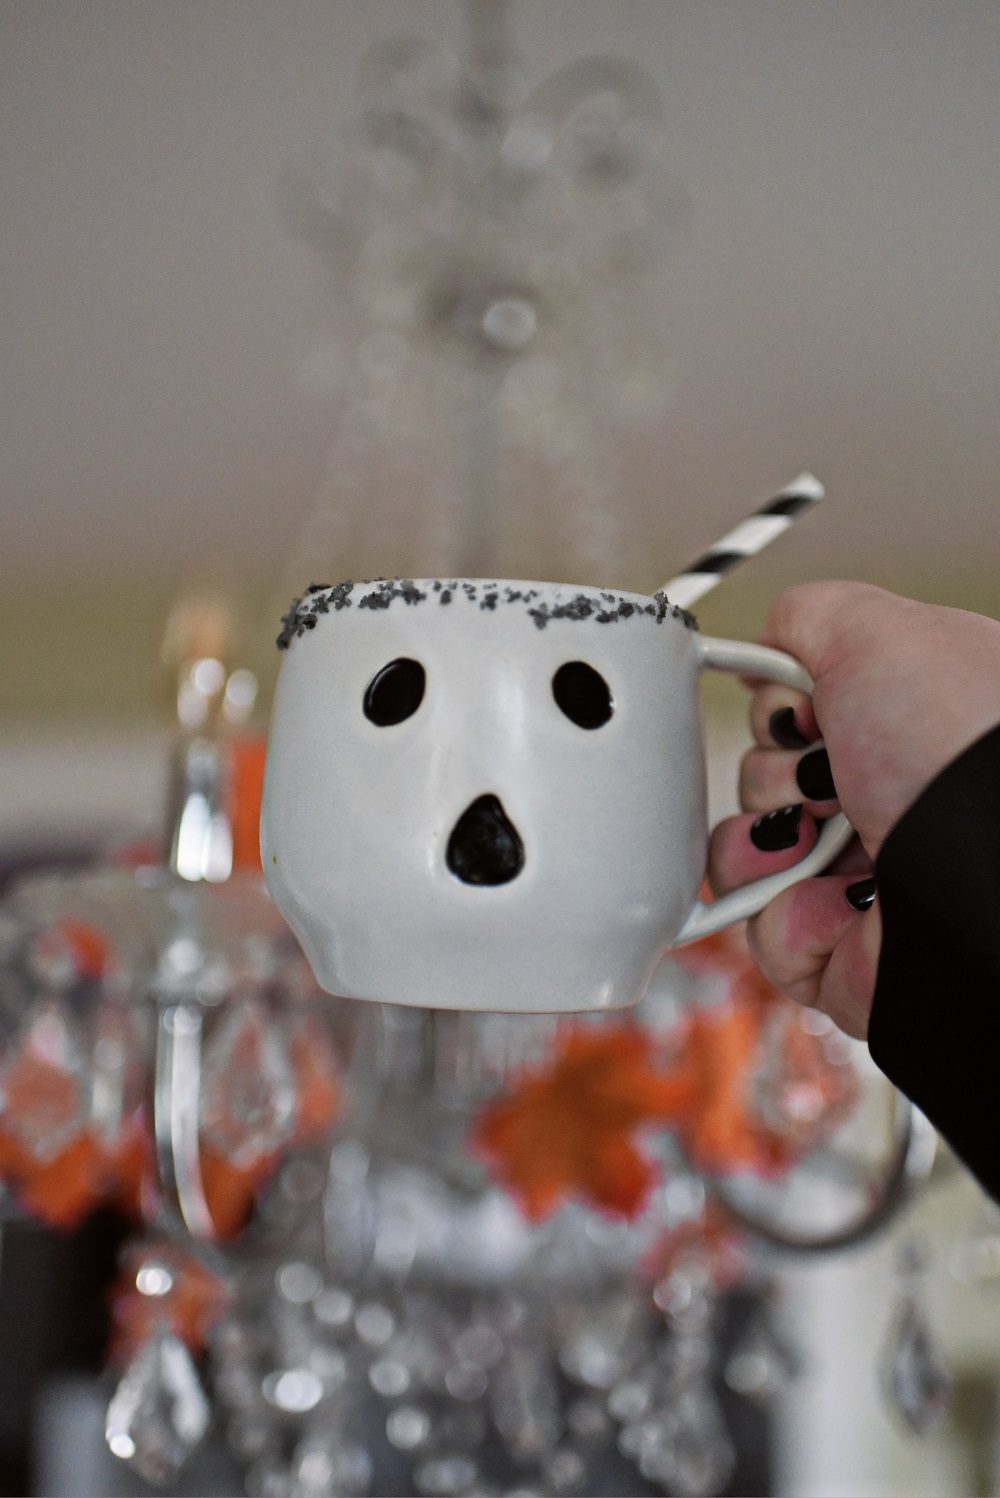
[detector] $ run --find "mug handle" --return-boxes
[671,636,855,948]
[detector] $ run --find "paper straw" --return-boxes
[661,472,824,609]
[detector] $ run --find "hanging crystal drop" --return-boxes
[200,995,296,1167]
[639,1384,737,1496]
[386,1404,432,1451]
[565,1395,612,1445]
[0,999,88,1159]
[543,1442,589,1493]
[723,1305,799,1400]
[412,1454,479,1497]
[881,1238,952,1435]
[245,1455,293,1498]
[882,1295,953,1435]
[291,1433,373,1497]
[628,1273,737,1496]
[558,1294,643,1390]
[105,1327,211,1484]
[490,1334,561,1462]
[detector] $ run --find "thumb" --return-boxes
[759,580,897,681]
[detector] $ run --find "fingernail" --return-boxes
[796,746,837,801]
[750,804,803,852]
[846,876,876,912]
[769,706,810,749]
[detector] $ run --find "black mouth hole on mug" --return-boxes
[446,794,525,886]
[363,657,426,725]
[552,660,614,729]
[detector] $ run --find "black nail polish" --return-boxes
[750,804,803,852]
[846,877,876,912]
[769,706,810,749]
[796,746,837,801]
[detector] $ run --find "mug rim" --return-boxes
[277,576,698,650]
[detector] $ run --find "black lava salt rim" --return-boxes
[276,578,697,649]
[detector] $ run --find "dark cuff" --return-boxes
[869,721,1000,1199]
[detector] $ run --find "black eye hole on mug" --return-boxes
[363,658,426,725]
[552,660,614,729]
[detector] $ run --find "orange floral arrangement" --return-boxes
[471,1024,694,1221]
[473,921,859,1224]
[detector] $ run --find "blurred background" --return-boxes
[1,3,999,1496]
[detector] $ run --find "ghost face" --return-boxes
[262,580,708,1013]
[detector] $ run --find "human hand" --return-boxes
[707,581,1000,1038]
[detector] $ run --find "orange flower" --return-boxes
[0,1130,108,1229]
[471,1024,696,1221]
[228,733,268,872]
[472,925,863,1222]
[198,1146,278,1239]
[56,918,113,979]
[0,1109,153,1231]
[665,967,859,1177]
[107,1112,156,1220]
[668,985,797,1177]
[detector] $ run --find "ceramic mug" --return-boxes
[262,578,852,1013]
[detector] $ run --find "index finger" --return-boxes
[759,580,894,679]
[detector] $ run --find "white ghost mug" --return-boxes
[262,578,852,1013]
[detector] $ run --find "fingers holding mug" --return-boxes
[694,635,856,968]
[749,683,819,750]
[709,809,870,899]
[707,807,821,897]
[739,743,842,816]
[747,876,881,1040]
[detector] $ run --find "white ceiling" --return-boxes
[2,0,998,591]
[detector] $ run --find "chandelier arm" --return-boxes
[150,996,317,1280]
[153,1001,218,1244]
[703,1095,938,1255]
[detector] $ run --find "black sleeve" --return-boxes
[868,720,1000,1200]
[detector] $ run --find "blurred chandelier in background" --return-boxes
[279,0,690,591]
[0,3,963,1496]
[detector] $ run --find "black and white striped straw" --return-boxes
[661,471,824,610]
